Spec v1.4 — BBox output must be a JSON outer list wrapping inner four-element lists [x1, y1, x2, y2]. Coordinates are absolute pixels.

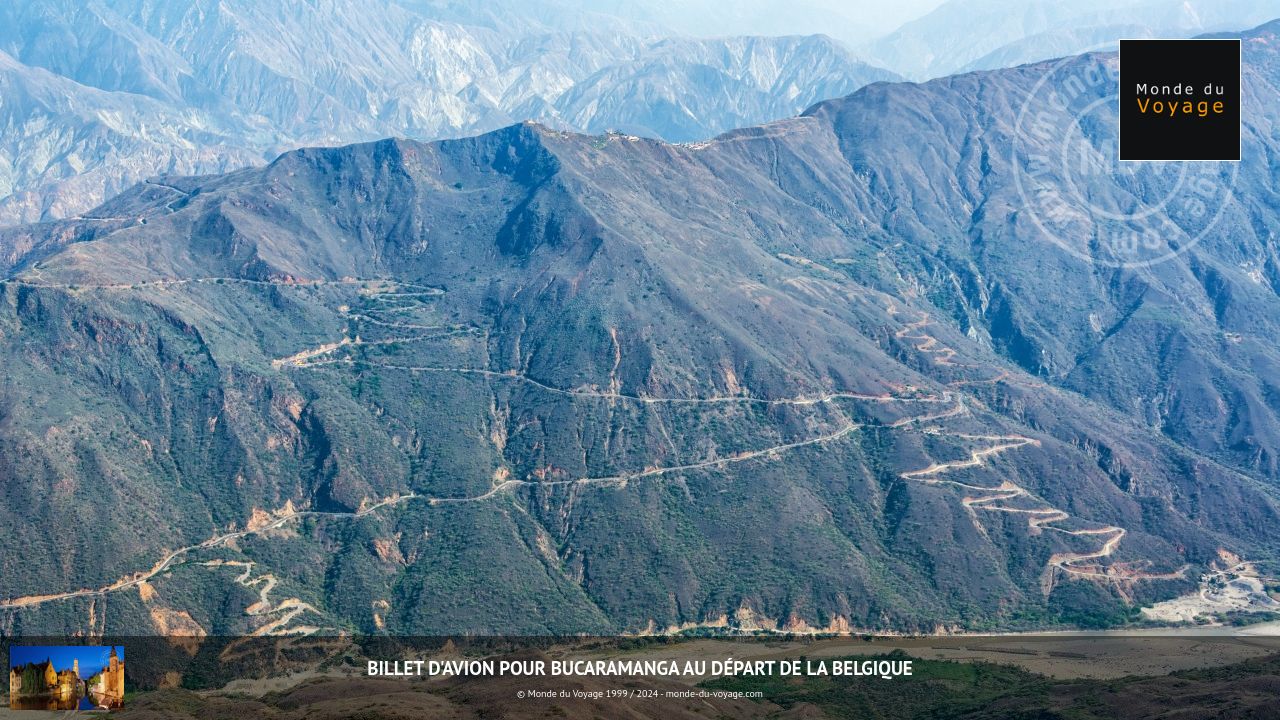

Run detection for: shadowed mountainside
[[1, 21, 1279, 636]]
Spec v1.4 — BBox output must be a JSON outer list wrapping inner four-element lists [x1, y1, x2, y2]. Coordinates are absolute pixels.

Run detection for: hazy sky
[[10, 646, 121, 677]]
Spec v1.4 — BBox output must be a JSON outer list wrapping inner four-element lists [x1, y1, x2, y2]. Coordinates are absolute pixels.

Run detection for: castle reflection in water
[[9, 645, 124, 710]]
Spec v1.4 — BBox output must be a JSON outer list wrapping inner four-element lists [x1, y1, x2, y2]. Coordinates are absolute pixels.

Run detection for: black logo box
[[1119, 38, 1241, 161]]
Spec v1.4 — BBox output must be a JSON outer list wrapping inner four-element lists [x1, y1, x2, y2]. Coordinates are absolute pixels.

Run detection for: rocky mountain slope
[[0, 48, 269, 228], [1, 21, 1279, 637], [0, 0, 897, 227]]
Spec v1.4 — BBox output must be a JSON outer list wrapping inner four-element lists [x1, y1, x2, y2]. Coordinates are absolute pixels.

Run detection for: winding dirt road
[[897, 427, 1184, 591], [0, 281, 1186, 633]]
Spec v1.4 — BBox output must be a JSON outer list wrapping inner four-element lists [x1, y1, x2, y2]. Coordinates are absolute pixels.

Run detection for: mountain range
[[4, 0, 1275, 231], [1, 18, 1278, 637], [0, 0, 898, 227]]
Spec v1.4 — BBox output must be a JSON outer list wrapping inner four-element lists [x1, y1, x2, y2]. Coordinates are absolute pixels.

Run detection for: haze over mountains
[[1, 13, 1278, 636], [0, 0, 898, 227], [865, 0, 1280, 79], [4, 0, 1274, 230]]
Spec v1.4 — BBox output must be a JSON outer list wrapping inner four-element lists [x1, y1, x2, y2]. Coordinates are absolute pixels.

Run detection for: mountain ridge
[[2, 21, 1280, 636], [0, 0, 899, 227]]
